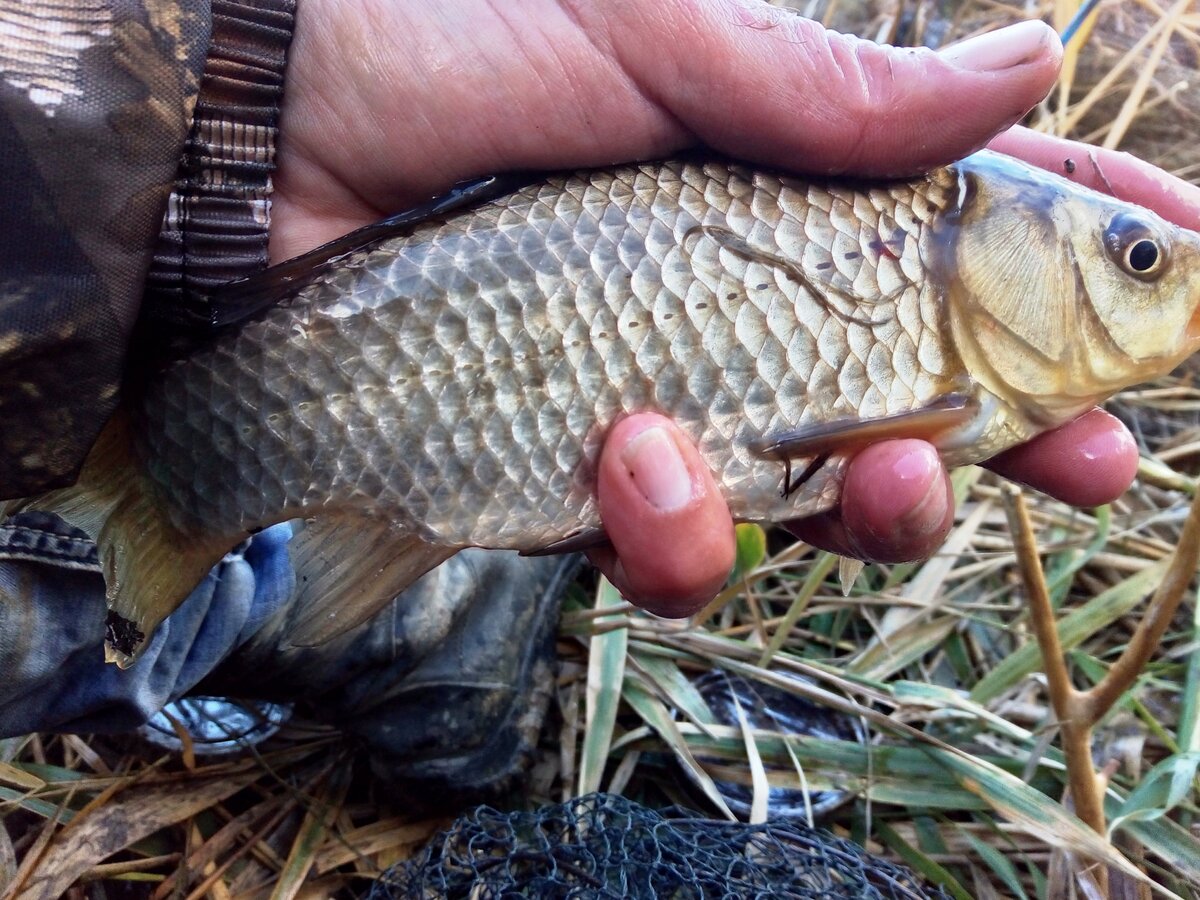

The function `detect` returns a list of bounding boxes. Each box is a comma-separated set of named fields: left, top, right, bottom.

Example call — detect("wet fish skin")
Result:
left=12, top=151, right=1200, bottom=665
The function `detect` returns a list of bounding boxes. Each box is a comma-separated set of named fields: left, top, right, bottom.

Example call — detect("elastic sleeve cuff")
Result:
left=142, top=0, right=296, bottom=325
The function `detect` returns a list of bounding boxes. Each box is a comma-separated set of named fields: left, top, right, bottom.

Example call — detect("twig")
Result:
left=1002, top=478, right=1200, bottom=897
left=1082, top=487, right=1200, bottom=722
left=1001, top=485, right=1105, bottom=835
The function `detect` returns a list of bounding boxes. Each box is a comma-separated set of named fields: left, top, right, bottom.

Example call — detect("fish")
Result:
left=6, top=150, right=1200, bottom=667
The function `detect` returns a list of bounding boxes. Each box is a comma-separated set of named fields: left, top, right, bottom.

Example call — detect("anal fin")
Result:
left=282, top=517, right=460, bottom=649
left=520, top=527, right=609, bottom=557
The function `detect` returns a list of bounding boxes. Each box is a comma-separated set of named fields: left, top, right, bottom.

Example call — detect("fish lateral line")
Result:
left=681, top=223, right=898, bottom=327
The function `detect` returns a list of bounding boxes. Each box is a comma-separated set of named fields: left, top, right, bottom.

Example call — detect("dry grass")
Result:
left=4, top=1, right=1200, bottom=897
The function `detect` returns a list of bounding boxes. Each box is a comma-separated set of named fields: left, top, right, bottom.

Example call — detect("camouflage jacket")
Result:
left=0, top=0, right=293, bottom=499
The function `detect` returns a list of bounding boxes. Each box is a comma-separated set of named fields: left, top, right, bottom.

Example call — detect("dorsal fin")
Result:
left=149, top=173, right=539, bottom=334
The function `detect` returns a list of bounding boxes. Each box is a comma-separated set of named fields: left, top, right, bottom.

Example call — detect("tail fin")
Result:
left=2, top=411, right=233, bottom=667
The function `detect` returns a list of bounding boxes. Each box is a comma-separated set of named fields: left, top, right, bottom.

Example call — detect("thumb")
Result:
left=611, top=2, right=1062, bottom=177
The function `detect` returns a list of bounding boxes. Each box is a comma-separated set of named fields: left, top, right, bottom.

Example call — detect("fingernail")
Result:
left=620, top=426, right=693, bottom=512
left=939, top=20, right=1057, bottom=72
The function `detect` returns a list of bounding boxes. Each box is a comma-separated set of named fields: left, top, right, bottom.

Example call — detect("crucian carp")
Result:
left=7, top=150, right=1200, bottom=666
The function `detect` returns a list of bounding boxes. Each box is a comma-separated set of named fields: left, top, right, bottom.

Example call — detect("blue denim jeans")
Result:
left=0, top=514, right=295, bottom=736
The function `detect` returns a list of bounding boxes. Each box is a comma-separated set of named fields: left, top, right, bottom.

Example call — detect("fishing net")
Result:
left=371, top=792, right=952, bottom=899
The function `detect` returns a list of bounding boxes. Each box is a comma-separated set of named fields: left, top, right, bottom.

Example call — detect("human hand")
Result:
left=268, top=1, right=1197, bottom=617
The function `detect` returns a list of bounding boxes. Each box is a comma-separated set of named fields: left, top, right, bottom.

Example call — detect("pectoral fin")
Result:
left=281, top=518, right=460, bottom=649
left=754, top=394, right=977, bottom=461
left=753, top=394, right=978, bottom=499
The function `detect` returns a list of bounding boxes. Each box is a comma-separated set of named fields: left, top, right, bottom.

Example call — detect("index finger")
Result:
left=989, top=126, right=1200, bottom=229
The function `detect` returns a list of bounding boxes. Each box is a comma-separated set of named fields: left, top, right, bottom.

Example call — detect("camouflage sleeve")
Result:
left=0, top=0, right=294, bottom=499
left=0, top=0, right=296, bottom=732
left=0, top=0, right=209, bottom=498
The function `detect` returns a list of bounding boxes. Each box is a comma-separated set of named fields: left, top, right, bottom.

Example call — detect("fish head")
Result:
left=1065, top=206, right=1200, bottom=376
left=940, top=150, right=1200, bottom=430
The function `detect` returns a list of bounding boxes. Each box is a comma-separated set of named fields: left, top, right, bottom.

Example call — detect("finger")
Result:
left=989, top=126, right=1200, bottom=229
left=984, top=408, right=1139, bottom=507
left=600, top=3, right=1061, bottom=177
left=591, top=413, right=735, bottom=618
left=786, top=440, right=954, bottom=563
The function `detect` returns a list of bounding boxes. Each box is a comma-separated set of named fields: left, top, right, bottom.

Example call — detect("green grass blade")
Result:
left=958, top=828, right=1030, bottom=900
left=874, top=819, right=972, bottom=900
left=758, top=551, right=838, bottom=667
left=1123, top=811, right=1200, bottom=882
left=970, top=559, right=1169, bottom=704
left=850, top=617, right=957, bottom=681
left=1177, top=584, right=1200, bottom=751
left=578, top=576, right=628, bottom=796
left=1108, top=752, right=1200, bottom=836
left=626, top=650, right=716, bottom=729
left=622, top=679, right=736, bottom=819
left=927, top=747, right=1164, bottom=892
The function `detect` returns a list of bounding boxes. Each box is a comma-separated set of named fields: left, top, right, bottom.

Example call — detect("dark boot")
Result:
left=201, top=549, right=579, bottom=808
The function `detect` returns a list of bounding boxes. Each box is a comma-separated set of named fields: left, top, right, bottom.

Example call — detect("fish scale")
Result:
left=14, top=150, right=1200, bottom=665
left=137, top=159, right=964, bottom=549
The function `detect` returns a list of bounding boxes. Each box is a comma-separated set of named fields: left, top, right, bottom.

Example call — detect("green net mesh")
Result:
left=372, top=792, right=952, bottom=899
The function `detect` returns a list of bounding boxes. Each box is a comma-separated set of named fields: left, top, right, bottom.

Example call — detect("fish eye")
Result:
left=1126, top=239, right=1161, bottom=274
left=1104, top=213, right=1168, bottom=281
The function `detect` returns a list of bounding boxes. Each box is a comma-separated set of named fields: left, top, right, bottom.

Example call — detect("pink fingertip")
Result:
left=619, top=425, right=694, bottom=512
left=841, top=441, right=954, bottom=563
left=597, top=414, right=735, bottom=618
left=986, top=409, right=1139, bottom=507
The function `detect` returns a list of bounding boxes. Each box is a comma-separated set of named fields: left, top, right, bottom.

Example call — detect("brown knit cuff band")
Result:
left=143, top=0, right=296, bottom=326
